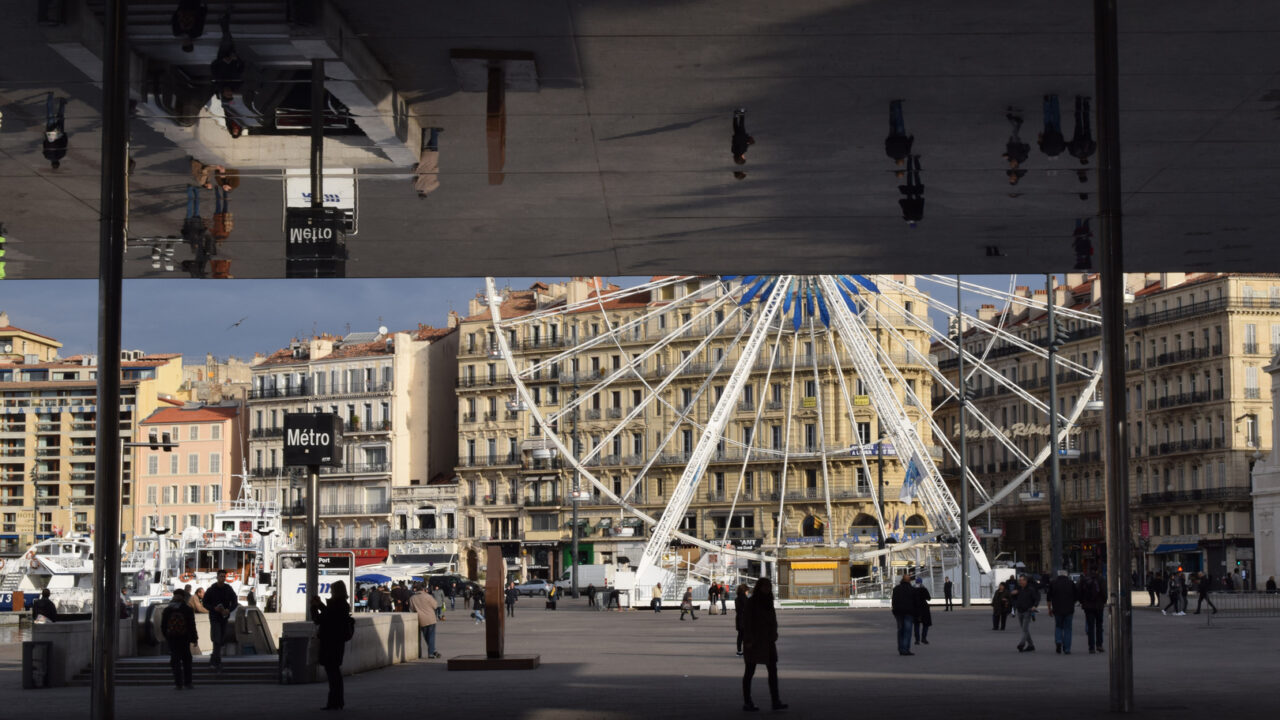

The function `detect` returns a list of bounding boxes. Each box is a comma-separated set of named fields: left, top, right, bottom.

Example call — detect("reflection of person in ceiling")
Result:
left=1038, top=93, right=1066, bottom=159
left=885, top=100, right=913, bottom=168
left=1003, top=107, right=1030, bottom=185
left=171, top=0, right=207, bottom=53
left=210, top=13, right=246, bottom=104
left=897, top=155, right=924, bottom=227
left=42, top=92, right=68, bottom=170
left=415, top=127, right=442, bottom=198
left=1068, top=95, right=1096, bottom=165
left=1073, top=218, right=1094, bottom=271
left=732, top=108, right=754, bottom=165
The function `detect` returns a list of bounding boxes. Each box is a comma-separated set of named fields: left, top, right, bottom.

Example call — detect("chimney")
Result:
left=976, top=304, right=998, bottom=324
left=0, top=311, right=8, bottom=327
left=447, top=310, right=461, bottom=329
left=1159, top=273, right=1186, bottom=291
left=1065, top=273, right=1085, bottom=288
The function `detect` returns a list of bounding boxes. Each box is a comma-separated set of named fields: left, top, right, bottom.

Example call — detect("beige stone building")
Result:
left=134, top=403, right=246, bottom=537
left=452, top=278, right=940, bottom=583
left=179, top=353, right=253, bottom=404
left=934, top=273, right=1274, bottom=585
left=246, top=325, right=457, bottom=566
left=0, top=324, right=184, bottom=557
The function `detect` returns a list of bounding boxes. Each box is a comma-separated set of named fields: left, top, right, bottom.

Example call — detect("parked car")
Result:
left=514, top=579, right=551, bottom=596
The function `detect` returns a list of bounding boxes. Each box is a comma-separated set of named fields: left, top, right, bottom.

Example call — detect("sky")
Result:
left=0, top=275, right=1056, bottom=362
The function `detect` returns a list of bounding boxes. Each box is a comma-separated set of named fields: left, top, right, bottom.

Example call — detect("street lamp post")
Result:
left=570, top=380, right=580, bottom=599
left=877, top=432, right=886, bottom=582
left=29, top=467, right=40, bottom=545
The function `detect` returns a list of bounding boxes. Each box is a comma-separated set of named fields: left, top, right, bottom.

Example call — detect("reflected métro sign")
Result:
left=283, top=413, right=344, bottom=467
left=285, top=207, right=348, bottom=278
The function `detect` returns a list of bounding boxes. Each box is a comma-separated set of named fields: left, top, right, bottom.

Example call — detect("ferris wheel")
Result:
left=484, top=275, right=1104, bottom=589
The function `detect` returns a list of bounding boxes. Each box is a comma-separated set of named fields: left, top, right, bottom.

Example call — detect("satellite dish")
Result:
left=378, top=325, right=389, bottom=336
left=2, top=344, right=11, bottom=353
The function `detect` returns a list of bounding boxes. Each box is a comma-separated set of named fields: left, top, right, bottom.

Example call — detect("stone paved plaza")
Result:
left=3, top=600, right=1278, bottom=719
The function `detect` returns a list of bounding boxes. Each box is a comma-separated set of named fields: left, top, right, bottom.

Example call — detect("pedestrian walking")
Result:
left=992, top=583, right=1011, bottom=630
left=546, top=584, right=558, bottom=610
left=210, top=13, right=246, bottom=104
left=708, top=582, right=720, bottom=615
left=1232, top=569, right=1244, bottom=593
left=740, top=577, right=786, bottom=712
left=720, top=584, right=728, bottom=615
left=943, top=577, right=954, bottom=611
left=31, top=588, right=58, bottom=623
left=586, top=582, right=597, bottom=607
left=651, top=583, right=662, bottom=613
left=1145, top=572, right=1159, bottom=607
left=1067, top=95, right=1096, bottom=165
left=912, top=578, right=932, bottom=645
left=897, top=155, right=924, bottom=227
left=161, top=588, right=197, bottom=689
left=171, top=0, right=207, bottom=52
left=1047, top=569, right=1078, bottom=654
left=409, top=583, right=442, bottom=659
left=448, top=580, right=457, bottom=611
left=885, top=99, right=913, bottom=166
left=432, top=584, right=447, bottom=620
left=608, top=588, right=621, bottom=609
left=1038, top=93, right=1066, bottom=158
left=680, top=586, right=698, bottom=621
left=415, top=127, right=442, bottom=198
left=731, top=108, right=754, bottom=165
left=1012, top=574, right=1039, bottom=652
left=1266, top=576, right=1277, bottom=594
left=891, top=573, right=915, bottom=656
left=1194, top=572, right=1218, bottom=614
left=734, top=583, right=749, bottom=656
left=505, top=582, right=518, bottom=617
left=312, top=580, right=352, bottom=711
left=1163, top=574, right=1185, bottom=615
left=202, top=568, right=239, bottom=670
left=1078, top=569, right=1106, bottom=653
left=43, top=92, right=68, bottom=170
left=1002, top=107, right=1030, bottom=185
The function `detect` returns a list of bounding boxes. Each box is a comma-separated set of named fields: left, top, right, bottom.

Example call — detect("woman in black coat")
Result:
left=740, top=578, right=786, bottom=712
left=312, top=580, right=352, bottom=710
left=912, top=579, right=932, bottom=645
left=734, top=584, right=749, bottom=656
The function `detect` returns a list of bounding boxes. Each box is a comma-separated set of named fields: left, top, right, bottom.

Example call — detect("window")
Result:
left=771, top=425, right=783, bottom=450
left=162, top=485, right=174, bottom=504
left=856, top=422, right=871, bottom=445
left=169, top=455, right=179, bottom=475
left=187, top=454, right=199, bottom=474
left=186, top=485, right=200, bottom=503
left=211, top=424, right=221, bottom=440
left=804, top=380, right=817, bottom=398
left=208, top=484, right=222, bottom=504
left=209, top=454, right=221, bottom=475
left=189, top=425, right=199, bottom=441
left=146, top=486, right=157, bottom=504
left=147, top=455, right=158, bottom=475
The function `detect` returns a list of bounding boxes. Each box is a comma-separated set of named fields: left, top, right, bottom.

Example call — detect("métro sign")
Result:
left=285, top=207, right=347, bottom=278
left=283, top=413, right=344, bottom=467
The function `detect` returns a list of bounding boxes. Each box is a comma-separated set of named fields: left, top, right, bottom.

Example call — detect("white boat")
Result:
left=0, top=534, right=151, bottom=613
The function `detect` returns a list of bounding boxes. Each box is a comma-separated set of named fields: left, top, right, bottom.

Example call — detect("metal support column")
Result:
left=877, top=436, right=886, bottom=582
left=91, top=0, right=129, bottom=716
left=1095, top=0, right=1134, bottom=711
left=306, top=466, right=320, bottom=621
left=1047, top=274, right=1064, bottom=574
left=955, top=280, right=970, bottom=606
left=310, top=59, right=325, bottom=209
left=571, top=381, right=580, bottom=598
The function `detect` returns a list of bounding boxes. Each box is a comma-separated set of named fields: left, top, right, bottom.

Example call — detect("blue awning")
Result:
left=1152, top=543, right=1199, bottom=554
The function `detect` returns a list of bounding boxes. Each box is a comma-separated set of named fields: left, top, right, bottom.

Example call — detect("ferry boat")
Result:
left=0, top=534, right=153, bottom=613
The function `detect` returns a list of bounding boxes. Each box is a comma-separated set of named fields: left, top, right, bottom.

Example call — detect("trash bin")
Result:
left=277, top=622, right=316, bottom=684
left=23, top=641, right=52, bottom=689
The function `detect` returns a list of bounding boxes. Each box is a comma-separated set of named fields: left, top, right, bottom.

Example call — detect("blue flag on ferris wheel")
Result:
left=898, top=453, right=923, bottom=504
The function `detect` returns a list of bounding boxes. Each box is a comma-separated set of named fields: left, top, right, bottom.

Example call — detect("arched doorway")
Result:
left=801, top=514, right=826, bottom=537
left=849, top=513, right=879, bottom=541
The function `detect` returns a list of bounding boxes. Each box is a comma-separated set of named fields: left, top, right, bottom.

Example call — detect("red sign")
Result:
left=321, top=548, right=388, bottom=567
left=1139, top=521, right=1150, bottom=539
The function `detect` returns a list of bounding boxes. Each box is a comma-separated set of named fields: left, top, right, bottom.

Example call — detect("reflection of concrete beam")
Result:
left=288, top=3, right=420, bottom=166
left=451, top=50, right=538, bottom=187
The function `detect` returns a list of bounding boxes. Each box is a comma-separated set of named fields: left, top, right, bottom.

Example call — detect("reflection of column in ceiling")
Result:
left=450, top=50, right=539, bottom=187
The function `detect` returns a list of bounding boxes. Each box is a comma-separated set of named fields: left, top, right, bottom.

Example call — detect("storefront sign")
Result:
left=785, top=536, right=824, bottom=545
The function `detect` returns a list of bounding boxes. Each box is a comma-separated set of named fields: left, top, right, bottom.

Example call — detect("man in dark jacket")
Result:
left=1012, top=574, right=1039, bottom=652
left=885, top=99, right=913, bottom=166
left=1047, top=569, right=1078, bottom=654
left=891, top=574, right=916, bottom=656
left=1194, top=572, right=1218, bottom=615
left=912, top=578, right=933, bottom=645
left=505, top=582, right=518, bottom=617
left=202, top=569, right=239, bottom=669
left=731, top=109, right=754, bottom=165
left=31, top=588, right=58, bottom=622
left=1078, top=570, right=1106, bottom=653
left=161, top=588, right=198, bottom=689
left=943, top=577, right=954, bottom=611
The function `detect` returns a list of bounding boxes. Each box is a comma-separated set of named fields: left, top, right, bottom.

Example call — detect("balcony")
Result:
left=1244, top=342, right=1259, bottom=355
left=390, top=528, right=457, bottom=541
left=70, top=447, right=95, bottom=456
left=522, top=458, right=563, bottom=471
left=251, top=466, right=287, bottom=478
left=70, top=497, right=95, bottom=506
left=320, top=503, right=391, bottom=516
left=456, top=374, right=513, bottom=389
left=320, top=462, right=390, bottom=476
left=1137, top=487, right=1254, bottom=506
left=457, top=453, right=521, bottom=468
left=344, top=419, right=392, bottom=434
left=0, top=425, right=28, bottom=435
left=0, top=448, right=25, bottom=457
left=317, top=381, right=393, bottom=399
left=249, top=383, right=311, bottom=400
left=318, top=536, right=391, bottom=550
left=522, top=497, right=562, bottom=507
left=461, top=413, right=476, bottom=423
left=606, top=407, right=622, bottom=419
left=70, top=472, right=95, bottom=481
left=785, top=488, right=823, bottom=501
left=1146, top=391, right=1213, bottom=411
left=36, top=447, right=62, bottom=457
left=585, top=409, right=602, bottom=420
left=36, top=423, right=59, bottom=433
left=251, top=427, right=284, bottom=439
left=1245, top=388, right=1262, bottom=400
left=1146, top=438, right=1218, bottom=456
left=1, top=498, right=25, bottom=506
left=482, top=411, right=499, bottom=422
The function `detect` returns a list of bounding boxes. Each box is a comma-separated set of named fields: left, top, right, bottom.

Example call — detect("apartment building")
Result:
left=934, top=273, right=1275, bottom=584
left=0, top=325, right=183, bottom=556
left=134, top=402, right=245, bottom=538
left=453, top=278, right=938, bottom=583
left=247, top=325, right=457, bottom=566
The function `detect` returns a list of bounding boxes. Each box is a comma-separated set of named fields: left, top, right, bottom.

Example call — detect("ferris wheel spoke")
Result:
left=824, top=326, right=890, bottom=537
left=805, top=314, right=837, bottom=546
left=500, top=275, right=699, bottom=329
left=773, top=331, right=803, bottom=547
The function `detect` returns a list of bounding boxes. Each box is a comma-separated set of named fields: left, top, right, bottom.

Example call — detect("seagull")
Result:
left=227, top=316, right=248, bottom=330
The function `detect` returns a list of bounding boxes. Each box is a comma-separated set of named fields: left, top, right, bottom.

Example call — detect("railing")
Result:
left=1146, top=391, right=1213, bottom=411
left=1145, top=439, right=1217, bottom=456
left=70, top=447, right=95, bottom=456
left=1137, top=486, right=1254, bottom=505
left=318, top=536, right=390, bottom=550
left=0, top=448, right=24, bottom=457
left=390, top=528, right=457, bottom=541
left=71, top=422, right=95, bottom=431
left=251, top=427, right=284, bottom=438
left=785, top=488, right=823, bottom=500
left=249, top=383, right=311, bottom=400
left=461, top=413, right=476, bottom=423
left=320, top=462, right=390, bottom=475
left=1244, top=342, right=1259, bottom=355
left=606, top=407, right=622, bottom=419
left=523, top=497, right=561, bottom=507
left=70, top=497, right=95, bottom=506
left=1205, top=592, right=1280, bottom=624
left=317, top=381, right=394, bottom=398
left=523, top=458, right=563, bottom=471
left=585, top=408, right=602, bottom=420
left=458, top=453, right=521, bottom=468
left=457, top=374, right=513, bottom=388
left=320, top=503, right=392, bottom=516
left=483, top=412, right=499, bottom=421
left=346, top=419, right=393, bottom=433
left=1245, top=388, right=1262, bottom=399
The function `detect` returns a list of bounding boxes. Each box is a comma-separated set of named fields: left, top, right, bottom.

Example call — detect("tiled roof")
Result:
left=462, top=289, right=539, bottom=323
left=142, top=405, right=239, bottom=424
left=412, top=325, right=457, bottom=342
left=0, top=325, right=61, bottom=344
